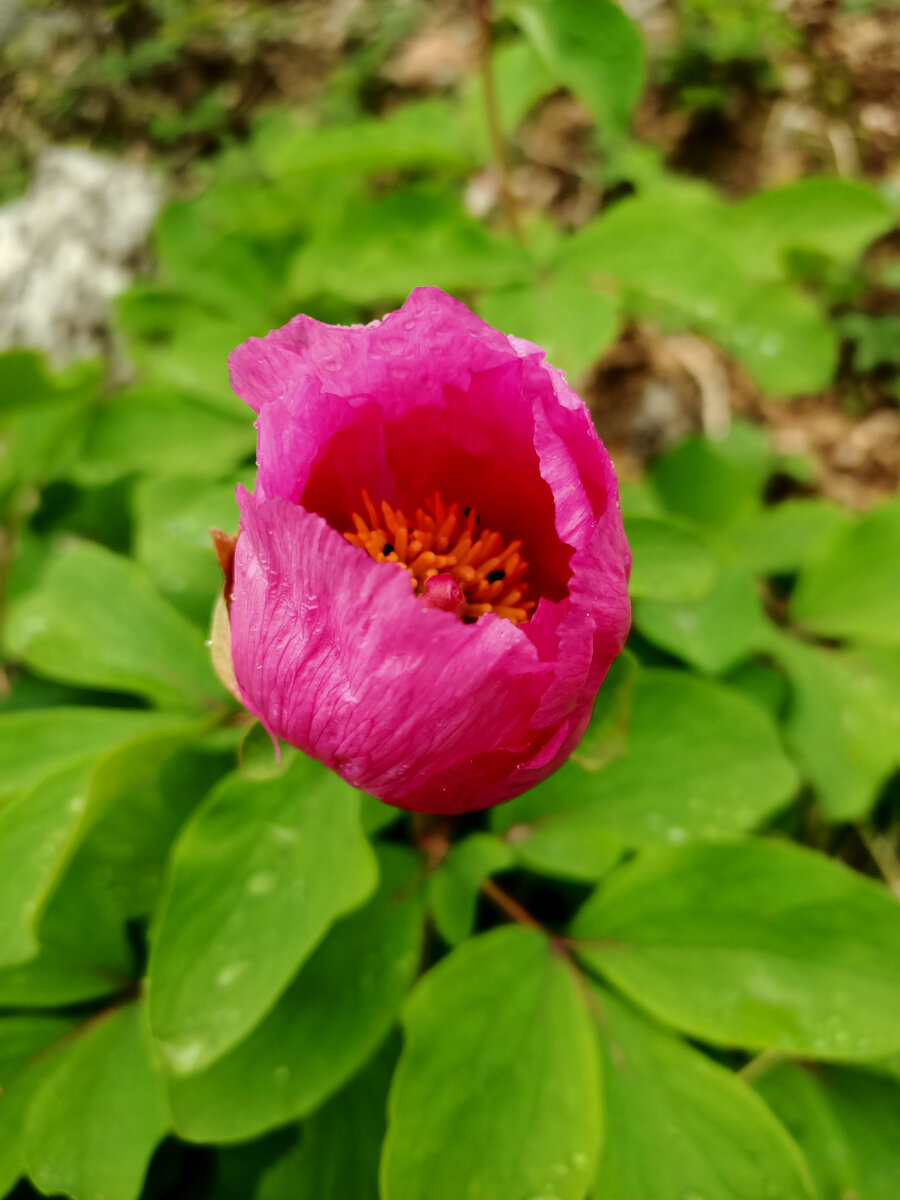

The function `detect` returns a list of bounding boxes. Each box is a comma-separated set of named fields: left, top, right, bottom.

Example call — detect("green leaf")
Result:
left=507, top=0, right=645, bottom=131
left=495, top=668, right=798, bottom=847
left=625, top=515, right=719, bottom=601
left=154, top=196, right=283, bottom=320
left=0, top=706, right=195, bottom=801
left=791, top=500, right=900, bottom=646
left=148, top=757, right=378, bottom=1075
left=166, top=845, right=422, bottom=1142
left=721, top=283, right=836, bottom=397
left=477, top=280, right=619, bottom=380
left=117, top=295, right=253, bottom=417
left=0, top=950, right=128, bottom=1008
left=24, top=1000, right=170, bottom=1200
left=381, top=925, right=601, bottom=1200
left=133, top=475, right=239, bottom=626
left=557, top=197, right=835, bottom=395
left=428, top=834, right=514, bottom=945
left=238, top=720, right=295, bottom=781
left=591, top=987, right=814, bottom=1200
left=0, top=715, right=205, bottom=968
left=649, top=424, right=770, bottom=530
left=571, top=649, right=638, bottom=773
left=106, top=742, right=231, bottom=920
left=0, top=1013, right=78, bottom=1196
left=733, top=498, right=849, bottom=576
left=253, top=101, right=472, bottom=179
left=75, top=384, right=253, bottom=486
left=501, top=797, right=624, bottom=883
left=572, top=839, right=900, bottom=1058
left=289, top=189, right=530, bottom=305
left=634, top=568, right=769, bottom=674
left=770, top=634, right=900, bottom=820
left=0, top=350, right=101, bottom=417
left=757, top=1063, right=900, bottom=1200
left=735, top=178, right=894, bottom=277
left=257, top=1038, right=398, bottom=1200
left=6, top=539, right=222, bottom=710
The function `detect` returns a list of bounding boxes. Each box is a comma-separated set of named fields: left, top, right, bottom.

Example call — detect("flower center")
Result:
left=343, top=490, right=535, bottom=625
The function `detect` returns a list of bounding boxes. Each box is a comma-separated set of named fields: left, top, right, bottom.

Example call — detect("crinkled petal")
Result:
left=231, top=487, right=558, bottom=812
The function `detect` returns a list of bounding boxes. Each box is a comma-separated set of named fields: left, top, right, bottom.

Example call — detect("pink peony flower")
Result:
left=223, top=287, right=630, bottom=814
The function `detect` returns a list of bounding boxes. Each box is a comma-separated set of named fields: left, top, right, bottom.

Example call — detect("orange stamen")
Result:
left=343, top=490, right=536, bottom=626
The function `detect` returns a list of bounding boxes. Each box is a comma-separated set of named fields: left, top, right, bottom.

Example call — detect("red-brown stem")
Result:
left=411, top=811, right=453, bottom=871
left=473, top=0, right=524, bottom=242
left=481, top=876, right=545, bottom=930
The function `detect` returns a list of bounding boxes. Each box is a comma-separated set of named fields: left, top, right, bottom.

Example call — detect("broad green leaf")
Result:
left=841, top=311, right=900, bottom=372
left=770, top=633, right=900, bottom=820
left=735, top=178, right=894, bottom=278
left=45, top=742, right=233, bottom=926
left=289, top=189, right=530, bottom=304
left=238, top=720, right=295, bottom=781
left=118, top=294, right=253, bottom=416
left=6, top=539, right=222, bottom=710
left=0, top=1014, right=79, bottom=1195
left=507, top=0, right=645, bottom=131
left=133, top=475, right=239, bottom=626
left=0, top=715, right=203, bottom=968
left=0, top=706, right=193, bottom=800
left=428, top=833, right=514, bottom=945
left=757, top=1063, right=900, bottom=1200
left=557, top=196, right=743, bottom=329
left=477, top=280, right=619, bottom=380
left=495, top=669, right=798, bottom=846
left=0, top=393, right=93, bottom=490
left=634, top=568, right=769, bottom=674
left=734, top=498, right=849, bottom=576
left=649, top=424, right=770, bottom=530
left=75, top=384, right=253, bottom=486
left=591, top=987, right=814, bottom=1200
left=571, top=649, right=638, bottom=772
left=724, top=659, right=790, bottom=721
left=381, top=925, right=601, bottom=1200
left=0, top=350, right=101, bottom=417
left=0, top=949, right=128, bottom=1008
left=24, top=1000, right=170, bottom=1200
left=791, top=500, right=900, bottom=646
left=721, top=282, right=836, bottom=397
left=257, top=1038, right=398, bottom=1200
left=625, top=515, right=719, bottom=601
left=253, top=101, right=472, bottom=179
left=572, top=839, right=900, bottom=1058
left=148, top=757, right=378, bottom=1074
left=501, top=797, right=624, bottom=883
left=154, top=196, right=282, bottom=320
left=557, top=197, right=834, bottom=394
left=167, top=846, right=422, bottom=1142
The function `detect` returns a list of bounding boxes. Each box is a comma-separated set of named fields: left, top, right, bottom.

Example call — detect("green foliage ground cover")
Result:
left=1, top=2, right=899, bottom=1198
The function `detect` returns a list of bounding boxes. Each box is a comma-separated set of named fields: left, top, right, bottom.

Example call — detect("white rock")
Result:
left=0, top=147, right=162, bottom=365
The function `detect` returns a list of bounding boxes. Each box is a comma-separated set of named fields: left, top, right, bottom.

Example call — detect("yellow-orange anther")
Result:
left=343, top=490, right=535, bottom=625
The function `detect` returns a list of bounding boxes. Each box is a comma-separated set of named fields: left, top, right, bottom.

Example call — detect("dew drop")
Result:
left=217, top=961, right=249, bottom=988
left=247, top=871, right=276, bottom=896
left=162, top=1040, right=205, bottom=1072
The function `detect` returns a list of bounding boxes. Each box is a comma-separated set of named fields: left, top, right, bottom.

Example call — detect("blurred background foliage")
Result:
left=1, top=1, right=900, bottom=1199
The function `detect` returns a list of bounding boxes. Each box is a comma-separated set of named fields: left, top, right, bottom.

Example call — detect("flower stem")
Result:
left=474, top=0, right=524, bottom=242
left=481, top=876, right=545, bottom=930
